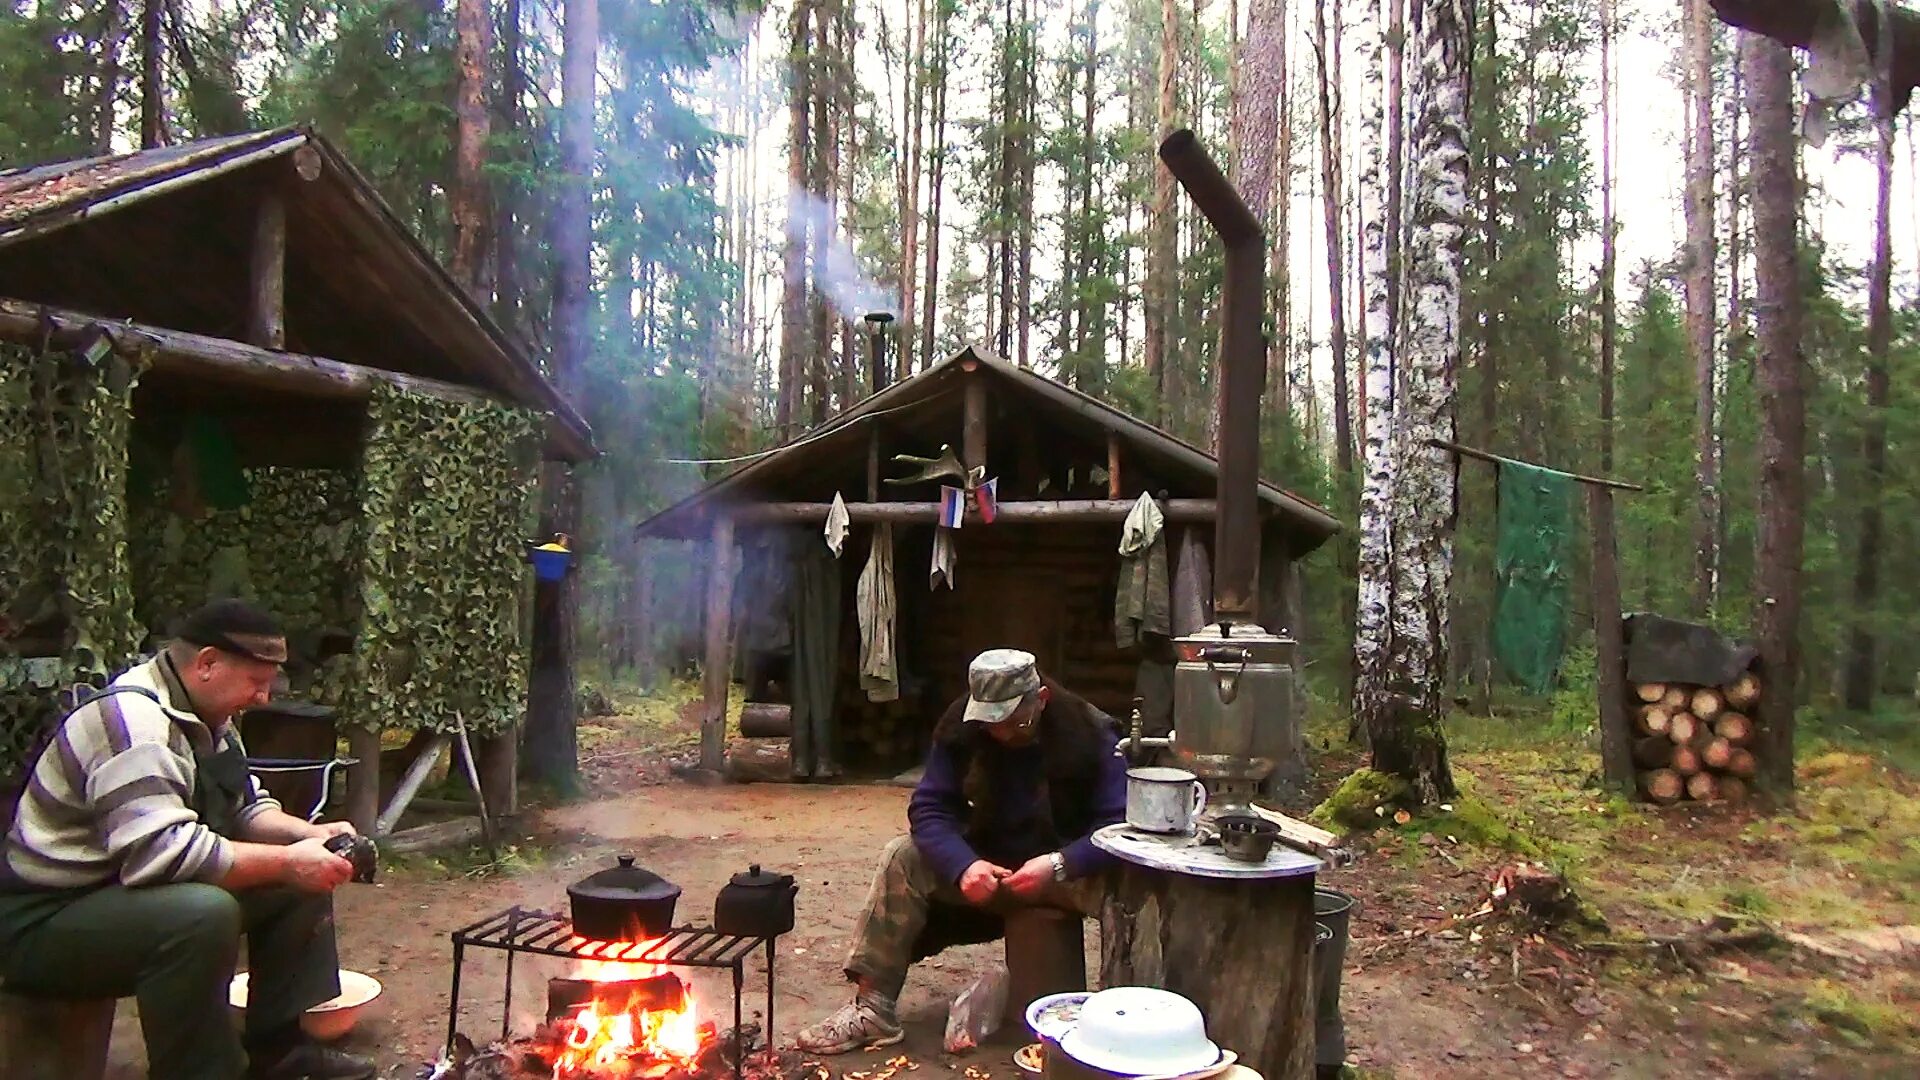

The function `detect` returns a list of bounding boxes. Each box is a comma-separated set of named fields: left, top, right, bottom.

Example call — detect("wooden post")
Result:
left=248, top=190, right=286, bottom=349
left=1099, top=867, right=1317, bottom=1080
left=476, top=730, right=518, bottom=817
left=867, top=424, right=881, bottom=501
left=1589, top=486, right=1634, bottom=786
left=346, top=726, right=382, bottom=835
left=963, top=374, right=988, bottom=472
left=699, top=515, right=737, bottom=775
left=1107, top=432, right=1123, bottom=498
left=375, top=732, right=450, bottom=836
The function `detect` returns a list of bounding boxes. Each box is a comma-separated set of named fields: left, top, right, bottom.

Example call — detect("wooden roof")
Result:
left=0, top=127, right=593, bottom=460
left=636, top=345, right=1343, bottom=552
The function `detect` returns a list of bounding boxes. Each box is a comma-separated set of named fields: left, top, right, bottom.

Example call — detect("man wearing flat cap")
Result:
left=797, top=648, right=1128, bottom=1054
left=0, top=598, right=374, bottom=1080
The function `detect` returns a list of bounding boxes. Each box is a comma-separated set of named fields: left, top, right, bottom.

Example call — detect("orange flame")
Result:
left=550, top=946, right=713, bottom=1079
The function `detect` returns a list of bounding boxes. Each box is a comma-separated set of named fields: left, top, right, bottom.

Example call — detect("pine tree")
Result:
left=1843, top=75, right=1896, bottom=710
left=1684, top=0, right=1718, bottom=615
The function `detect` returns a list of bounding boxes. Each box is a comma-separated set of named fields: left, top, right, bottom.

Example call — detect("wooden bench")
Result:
left=0, top=988, right=114, bottom=1080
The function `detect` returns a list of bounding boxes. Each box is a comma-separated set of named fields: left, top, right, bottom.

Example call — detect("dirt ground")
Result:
left=97, top=695, right=1920, bottom=1080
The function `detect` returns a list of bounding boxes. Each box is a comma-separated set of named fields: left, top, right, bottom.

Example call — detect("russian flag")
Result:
left=939, top=485, right=966, bottom=529
left=973, top=476, right=998, bottom=524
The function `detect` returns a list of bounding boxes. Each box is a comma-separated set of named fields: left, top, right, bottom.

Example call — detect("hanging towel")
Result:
left=825, top=492, right=851, bottom=556
left=1493, top=461, right=1575, bottom=694
left=931, top=526, right=957, bottom=590
left=1115, top=494, right=1170, bottom=649
left=1171, top=525, right=1214, bottom=636
left=857, top=524, right=900, bottom=702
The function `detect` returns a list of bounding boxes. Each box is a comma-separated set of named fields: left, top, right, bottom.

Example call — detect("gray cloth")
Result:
left=1115, top=497, right=1170, bottom=649
left=857, top=524, right=900, bottom=703
left=1171, top=525, right=1213, bottom=636
left=789, top=532, right=843, bottom=778
left=1623, top=614, right=1759, bottom=688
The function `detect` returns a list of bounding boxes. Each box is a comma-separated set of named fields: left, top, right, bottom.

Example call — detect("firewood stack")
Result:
left=839, top=695, right=925, bottom=768
left=1631, top=671, right=1760, bottom=805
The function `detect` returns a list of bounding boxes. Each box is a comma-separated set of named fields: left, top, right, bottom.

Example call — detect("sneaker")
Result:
left=793, top=997, right=905, bottom=1055
left=249, top=1042, right=377, bottom=1079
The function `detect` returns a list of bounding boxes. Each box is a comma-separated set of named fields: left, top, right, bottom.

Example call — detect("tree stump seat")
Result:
left=0, top=985, right=114, bottom=1080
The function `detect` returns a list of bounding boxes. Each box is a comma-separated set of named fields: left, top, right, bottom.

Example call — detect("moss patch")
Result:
left=1310, top=768, right=1413, bottom=832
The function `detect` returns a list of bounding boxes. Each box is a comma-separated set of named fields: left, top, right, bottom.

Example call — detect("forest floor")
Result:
left=90, top=681, right=1920, bottom=1079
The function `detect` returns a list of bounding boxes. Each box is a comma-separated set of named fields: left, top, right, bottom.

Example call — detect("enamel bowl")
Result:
left=230, top=969, right=382, bottom=1041
left=1057, top=987, right=1220, bottom=1077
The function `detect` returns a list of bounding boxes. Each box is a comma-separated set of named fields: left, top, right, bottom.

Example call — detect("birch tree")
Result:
left=1352, top=0, right=1463, bottom=802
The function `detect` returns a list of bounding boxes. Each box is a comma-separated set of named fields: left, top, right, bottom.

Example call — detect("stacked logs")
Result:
left=840, top=696, right=925, bottom=766
left=1632, top=671, right=1760, bottom=804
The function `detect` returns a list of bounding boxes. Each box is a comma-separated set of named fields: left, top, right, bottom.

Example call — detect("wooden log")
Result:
left=739, top=702, right=793, bottom=738
left=1634, top=682, right=1667, bottom=704
left=1660, top=685, right=1689, bottom=710
left=1670, top=744, right=1703, bottom=777
left=380, top=817, right=487, bottom=855
left=477, top=725, right=518, bottom=817
left=375, top=732, right=451, bottom=836
left=1247, top=804, right=1348, bottom=860
left=1668, top=712, right=1701, bottom=744
left=249, top=189, right=287, bottom=349
left=1641, top=768, right=1683, bottom=805
left=699, top=516, right=736, bottom=775
left=1726, top=748, right=1757, bottom=779
left=1686, top=772, right=1719, bottom=802
left=1723, top=672, right=1761, bottom=709
left=1107, top=432, right=1123, bottom=498
left=1634, top=736, right=1675, bottom=769
left=1701, top=737, right=1734, bottom=771
left=726, top=738, right=793, bottom=782
left=1099, top=866, right=1315, bottom=1080
left=727, top=498, right=1238, bottom=525
left=1719, top=776, right=1749, bottom=805
left=1714, top=712, right=1753, bottom=745
left=1636, top=705, right=1672, bottom=736
left=1690, top=687, right=1725, bottom=722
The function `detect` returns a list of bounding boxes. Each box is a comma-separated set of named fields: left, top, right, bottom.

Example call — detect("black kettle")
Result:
left=713, top=864, right=798, bottom=937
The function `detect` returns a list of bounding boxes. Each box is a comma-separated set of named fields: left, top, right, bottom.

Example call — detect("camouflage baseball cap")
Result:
left=964, top=648, right=1042, bottom=724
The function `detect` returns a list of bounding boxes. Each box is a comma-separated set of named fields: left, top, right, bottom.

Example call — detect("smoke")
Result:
left=789, top=186, right=899, bottom=321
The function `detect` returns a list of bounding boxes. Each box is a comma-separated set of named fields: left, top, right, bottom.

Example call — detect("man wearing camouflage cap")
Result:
left=797, top=648, right=1128, bottom=1054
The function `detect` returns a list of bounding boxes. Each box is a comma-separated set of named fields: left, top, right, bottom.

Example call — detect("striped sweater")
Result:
left=3, top=655, right=282, bottom=890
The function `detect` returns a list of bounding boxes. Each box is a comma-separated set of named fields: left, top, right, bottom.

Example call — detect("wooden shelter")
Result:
left=636, top=346, right=1341, bottom=777
left=0, top=128, right=593, bottom=831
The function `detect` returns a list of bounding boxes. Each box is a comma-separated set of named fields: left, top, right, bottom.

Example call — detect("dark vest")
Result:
left=931, top=685, right=1116, bottom=868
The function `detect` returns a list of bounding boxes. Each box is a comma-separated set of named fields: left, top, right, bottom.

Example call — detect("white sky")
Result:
left=697, top=0, right=1914, bottom=438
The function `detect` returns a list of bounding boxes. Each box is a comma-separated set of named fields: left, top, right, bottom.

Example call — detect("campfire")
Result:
left=544, top=954, right=713, bottom=1078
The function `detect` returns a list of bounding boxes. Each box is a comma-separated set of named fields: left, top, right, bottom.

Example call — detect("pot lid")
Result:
left=727, top=863, right=794, bottom=888
left=571, top=855, right=681, bottom=901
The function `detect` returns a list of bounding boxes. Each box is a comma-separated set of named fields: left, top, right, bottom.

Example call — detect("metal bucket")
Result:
left=1312, top=887, right=1355, bottom=1071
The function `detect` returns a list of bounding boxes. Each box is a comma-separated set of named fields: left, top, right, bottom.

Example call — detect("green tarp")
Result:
left=1493, top=460, right=1575, bottom=694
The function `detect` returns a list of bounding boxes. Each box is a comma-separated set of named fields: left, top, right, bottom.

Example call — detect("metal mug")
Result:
left=1125, top=766, right=1209, bottom=834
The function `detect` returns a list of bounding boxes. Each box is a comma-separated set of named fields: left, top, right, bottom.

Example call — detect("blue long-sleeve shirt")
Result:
left=907, top=714, right=1129, bottom=884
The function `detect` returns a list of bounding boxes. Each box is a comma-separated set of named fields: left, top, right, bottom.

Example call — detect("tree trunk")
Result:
left=920, top=6, right=950, bottom=370
left=1843, top=86, right=1895, bottom=712
left=451, top=0, right=493, bottom=297
left=808, top=0, right=837, bottom=424
left=898, top=0, right=926, bottom=379
left=1354, top=0, right=1463, bottom=804
left=1686, top=0, right=1719, bottom=615
left=494, top=0, right=525, bottom=326
left=1599, top=0, right=1617, bottom=471
left=1317, top=0, right=1353, bottom=477
left=1147, top=0, right=1180, bottom=424
left=1016, top=5, right=1037, bottom=371
left=1745, top=31, right=1803, bottom=797
left=90, top=2, right=128, bottom=154
left=778, top=0, right=813, bottom=436
left=141, top=0, right=164, bottom=148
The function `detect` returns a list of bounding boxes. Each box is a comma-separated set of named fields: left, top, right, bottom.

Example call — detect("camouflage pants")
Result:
left=844, top=835, right=1101, bottom=1002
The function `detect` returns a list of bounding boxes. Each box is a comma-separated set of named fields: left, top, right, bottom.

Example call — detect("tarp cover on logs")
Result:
left=1623, top=614, right=1759, bottom=688
left=1493, top=461, right=1575, bottom=694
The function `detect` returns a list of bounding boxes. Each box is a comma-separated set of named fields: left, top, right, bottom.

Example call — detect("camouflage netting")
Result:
left=341, top=384, right=540, bottom=736
left=0, top=342, right=143, bottom=771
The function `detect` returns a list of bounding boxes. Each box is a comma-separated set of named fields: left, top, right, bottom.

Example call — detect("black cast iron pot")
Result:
left=567, top=855, right=682, bottom=941
left=713, top=864, right=798, bottom=937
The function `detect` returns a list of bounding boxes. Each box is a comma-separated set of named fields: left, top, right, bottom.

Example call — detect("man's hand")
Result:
left=313, top=820, right=358, bottom=841
left=1002, top=855, right=1058, bottom=900
left=284, top=836, right=354, bottom=893
left=958, top=859, right=1011, bottom=905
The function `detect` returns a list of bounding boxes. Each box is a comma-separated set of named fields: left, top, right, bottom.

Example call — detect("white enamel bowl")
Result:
left=1057, top=987, right=1220, bottom=1077
left=230, top=969, right=382, bottom=1041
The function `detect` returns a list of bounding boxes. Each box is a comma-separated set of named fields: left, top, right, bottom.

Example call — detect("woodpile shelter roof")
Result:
left=636, top=346, right=1343, bottom=551
left=0, top=127, right=593, bottom=460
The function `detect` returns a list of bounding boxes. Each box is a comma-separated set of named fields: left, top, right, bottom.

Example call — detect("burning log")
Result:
left=548, top=974, right=687, bottom=1024
left=1641, top=768, right=1683, bottom=805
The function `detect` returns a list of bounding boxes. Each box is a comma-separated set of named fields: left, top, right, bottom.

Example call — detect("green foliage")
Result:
left=0, top=343, right=142, bottom=769
left=346, top=385, right=539, bottom=736
left=1310, top=768, right=1413, bottom=832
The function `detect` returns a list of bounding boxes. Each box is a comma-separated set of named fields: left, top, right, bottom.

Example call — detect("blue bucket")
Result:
left=530, top=547, right=572, bottom=582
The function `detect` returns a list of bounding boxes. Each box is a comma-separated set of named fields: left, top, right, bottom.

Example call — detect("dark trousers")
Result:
left=0, top=882, right=341, bottom=1080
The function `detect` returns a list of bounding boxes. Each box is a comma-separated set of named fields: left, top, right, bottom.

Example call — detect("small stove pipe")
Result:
left=864, top=311, right=894, bottom=395
left=1157, top=130, right=1265, bottom=621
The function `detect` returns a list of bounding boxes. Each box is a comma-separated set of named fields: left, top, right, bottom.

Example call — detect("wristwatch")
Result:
left=1049, top=851, right=1068, bottom=883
